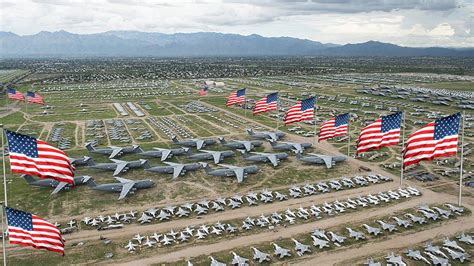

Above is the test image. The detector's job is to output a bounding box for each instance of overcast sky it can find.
[1,0,472,47]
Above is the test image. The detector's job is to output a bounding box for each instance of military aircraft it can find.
[311,235,330,249]
[272,243,291,258]
[69,156,94,167]
[201,163,258,183]
[296,153,346,168]
[385,253,406,266]
[424,251,449,265]
[346,227,365,240]
[125,240,137,252]
[138,147,188,161]
[292,238,311,256]
[269,140,312,154]
[443,238,465,252]
[209,256,226,266]
[246,128,285,142]
[364,258,381,266]
[171,135,216,150]
[218,137,263,152]
[187,149,235,164]
[443,247,470,262]
[88,159,149,176]
[251,247,271,263]
[377,220,397,232]
[22,175,92,195]
[238,150,288,167]
[405,249,431,264]
[85,142,142,159]
[362,224,382,236]
[86,177,154,200]
[144,162,202,179]
[231,252,249,265]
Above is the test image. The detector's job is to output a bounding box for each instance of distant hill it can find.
[0,30,472,57]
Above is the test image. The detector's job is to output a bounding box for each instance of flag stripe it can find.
[356,113,402,154]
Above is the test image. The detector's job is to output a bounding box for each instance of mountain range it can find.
[0,30,473,57]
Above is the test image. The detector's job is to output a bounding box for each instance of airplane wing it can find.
[160,149,171,161]
[114,176,133,183]
[212,152,222,164]
[195,139,205,150]
[242,141,252,152]
[172,164,185,179]
[267,155,279,167]
[51,182,68,195]
[292,143,303,153]
[118,182,135,200]
[109,147,124,159]
[233,168,245,183]
[319,155,333,169]
[113,162,128,176]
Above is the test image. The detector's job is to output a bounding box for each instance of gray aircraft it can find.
[231,252,249,266]
[201,163,258,183]
[70,156,94,167]
[246,128,285,142]
[144,162,202,179]
[22,174,92,195]
[292,238,311,256]
[385,253,406,266]
[270,140,312,153]
[405,249,431,264]
[187,149,235,164]
[171,135,216,150]
[88,159,149,176]
[272,243,291,258]
[251,247,271,263]
[138,147,188,161]
[85,142,142,159]
[238,150,288,167]
[218,137,263,152]
[346,227,366,240]
[86,177,154,200]
[424,251,449,265]
[296,153,346,168]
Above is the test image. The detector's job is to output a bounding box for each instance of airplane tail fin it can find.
[85,178,97,188]
[269,140,276,146]
[84,157,95,166]
[133,145,144,153]
[186,148,193,156]
[140,159,151,169]
[218,137,226,144]
[199,162,210,172]
[295,153,303,159]
[237,149,249,157]
[171,135,178,143]
[246,128,253,135]
[22,174,36,184]
[85,142,95,151]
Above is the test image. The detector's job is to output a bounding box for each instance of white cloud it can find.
[0,0,472,47]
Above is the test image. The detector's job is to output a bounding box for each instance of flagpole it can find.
[347,117,351,157]
[400,111,406,187]
[1,124,7,266]
[458,111,465,206]
[313,96,317,146]
[276,95,279,131]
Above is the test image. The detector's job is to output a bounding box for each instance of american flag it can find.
[26,91,44,105]
[253,92,278,115]
[199,86,208,96]
[226,88,246,106]
[6,130,74,184]
[6,207,64,255]
[403,113,461,167]
[7,88,25,101]
[356,112,402,154]
[319,113,349,142]
[284,97,315,125]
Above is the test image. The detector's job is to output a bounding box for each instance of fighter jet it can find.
[156,210,171,221]
[346,227,365,240]
[138,147,188,161]
[137,213,153,224]
[443,238,465,252]
[457,232,474,244]
[269,140,311,154]
[125,240,137,252]
[296,153,346,168]
[425,243,448,259]
[88,159,149,176]
[246,128,285,142]
[70,156,94,167]
[311,236,330,249]
[405,213,426,224]
[362,224,382,236]
[377,220,397,232]
[424,251,449,265]
[238,150,288,167]
[231,252,249,266]
[187,149,235,164]
[328,231,346,244]
[22,175,92,195]
[292,239,311,256]
[445,203,464,215]
[86,177,154,200]
[143,237,156,248]
[171,135,216,150]
[161,235,173,245]
[385,253,406,266]
[443,247,470,262]
[272,243,291,258]
[133,234,145,244]
[364,258,381,266]
[209,256,226,266]
[144,162,202,179]
[392,216,412,228]
[201,163,258,183]
[218,137,263,152]
[85,142,142,159]
[251,247,271,263]
[405,249,431,264]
